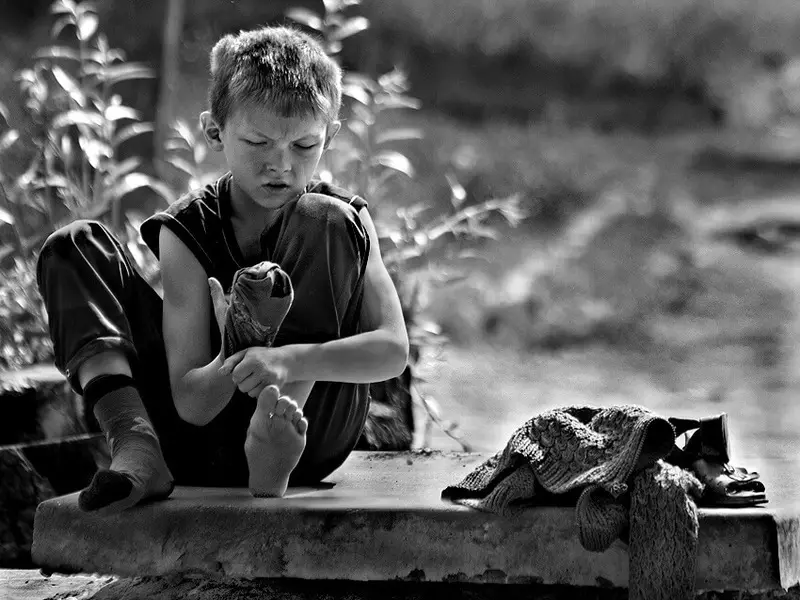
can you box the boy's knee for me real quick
[292,193,367,252]
[295,193,359,232]
[37,220,115,288]
[40,219,109,257]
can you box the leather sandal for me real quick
[665,413,767,507]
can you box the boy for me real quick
[35,26,409,514]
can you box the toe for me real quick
[296,417,309,434]
[257,385,280,410]
[290,407,304,425]
[275,395,297,418]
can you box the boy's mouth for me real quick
[262,182,290,189]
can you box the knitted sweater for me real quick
[442,405,703,600]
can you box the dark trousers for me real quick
[35,195,371,486]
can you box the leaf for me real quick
[0,245,15,264]
[166,156,196,177]
[51,109,105,130]
[84,63,155,86]
[467,224,498,239]
[193,143,207,165]
[0,208,14,225]
[375,128,424,145]
[454,249,489,261]
[445,172,467,208]
[325,40,343,55]
[78,137,111,169]
[0,101,8,124]
[106,173,173,204]
[51,66,86,106]
[104,157,142,186]
[171,119,197,147]
[51,15,76,40]
[345,119,369,142]
[343,73,377,92]
[351,103,376,127]
[14,69,36,86]
[76,11,99,41]
[329,17,370,41]
[50,0,77,15]
[32,175,84,201]
[373,150,414,178]
[322,0,342,13]
[375,94,422,111]
[112,122,154,147]
[58,133,75,169]
[105,105,139,121]
[0,130,19,154]
[367,167,400,199]
[285,8,323,31]
[164,138,188,152]
[342,83,371,106]
[34,46,82,61]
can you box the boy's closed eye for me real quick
[241,138,319,150]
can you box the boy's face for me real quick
[201,103,339,210]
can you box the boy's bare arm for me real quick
[160,227,238,426]
[292,207,409,381]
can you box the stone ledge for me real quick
[31,452,800,593]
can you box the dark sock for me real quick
[79,374,173,514]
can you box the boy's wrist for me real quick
[286,343,316,383]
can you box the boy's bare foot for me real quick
[245,385,308,497]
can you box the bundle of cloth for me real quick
[441,405,766,600]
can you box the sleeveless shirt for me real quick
[138,172,371,485]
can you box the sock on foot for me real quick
[79,374,174,514]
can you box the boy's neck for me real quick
[228,176,284,227]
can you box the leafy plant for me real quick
[0,0,175,367]
[0,256,53,370]
[3,0,171,251]
[288,0,527,450]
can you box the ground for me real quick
[416,193,800,473]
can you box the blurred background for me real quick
[3,0,800,561]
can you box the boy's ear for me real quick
[200,111,224,151]
[323,120,341,149]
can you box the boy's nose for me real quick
[265,147,291,173]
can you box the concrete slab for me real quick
[30,452,800,592]
[0,569,116,600]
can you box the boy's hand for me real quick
[219,346,297,398]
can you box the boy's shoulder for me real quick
[139,173,231,262]
[164,173,230,218]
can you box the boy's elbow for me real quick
[174,394,211,427]
[390,335,410,377]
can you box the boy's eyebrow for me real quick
[240,132,323,142]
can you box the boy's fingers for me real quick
[220,350,246,375]
[230,359,253,383]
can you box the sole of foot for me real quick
[245,385,308,498]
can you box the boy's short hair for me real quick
[208,26,342,128]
